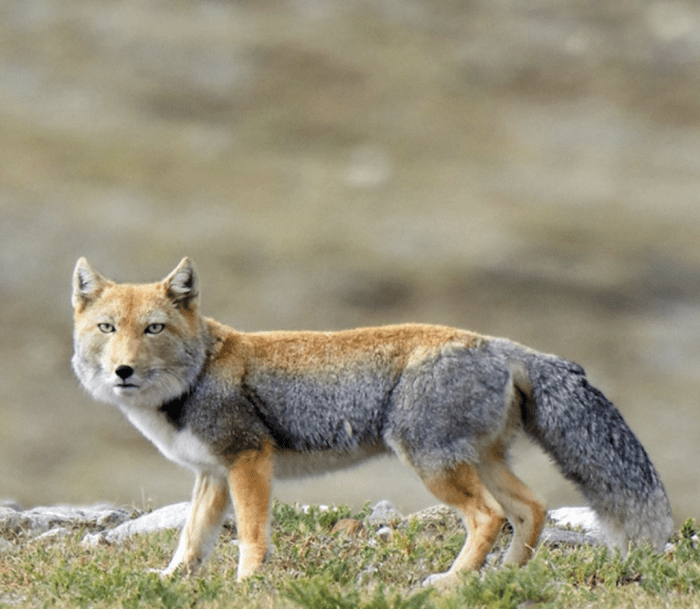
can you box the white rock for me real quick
[368,500,402,525]
[301,504,329,514]
[88,502,192,545]
[548,507,603,536]
[35,527,71,542]
[0,504,133,537]
[376,526,393,543]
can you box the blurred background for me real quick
[1,0,698,526]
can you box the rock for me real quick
[35,527,71,543]
[83,501,236,547]
[368,500,402,526]
[375,526,393,543]
[548,507,603,538]
[0,500,21,511]
[301,504,329,513]
[409,505,462,531]
[84,502,192,546]
[541,527,601,547]
[330,518,363,536]
[0,504,135,537]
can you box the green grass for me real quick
[1,503,698,609]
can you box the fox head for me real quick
[71,258,208,409]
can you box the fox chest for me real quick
[119,405,225,475]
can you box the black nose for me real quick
[115,365,134,380]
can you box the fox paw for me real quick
[151,564,190,578]
[422,571,458,589]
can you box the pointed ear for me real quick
[72,258,109,311]
[164,257,200,309]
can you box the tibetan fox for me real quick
[71,258,673,587]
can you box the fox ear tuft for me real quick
[164,257,200,309]
[72,258,109,310]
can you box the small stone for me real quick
[376,526,393,543]
[409,505,462,531]
[541,527,600,547]
[368,500,402,526]
[548,507,603,537]
[330,518,363,536]
[82,532,107,548]
[90,502,192,545]
[35,527,71,542]
[95,508,133,528]
[0,500,21,511]
[301,504,329,514]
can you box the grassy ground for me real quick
[1,502,698,609]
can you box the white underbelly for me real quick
[273,444,390,479]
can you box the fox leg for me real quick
[420,463,506,587]
[228,443,274,581]
[163,472,231,576]
[478,455,547,567]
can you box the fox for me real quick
[71,257,673,587]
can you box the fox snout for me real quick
[112,365,140,391]
[115,365,135,381]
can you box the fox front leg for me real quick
[227,444,274,581]
[162,472,231,577]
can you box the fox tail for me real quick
[513,347,673,552]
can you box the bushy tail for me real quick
[519,351,673,552]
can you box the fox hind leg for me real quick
[478,446,547,567]
[419,463,507,587]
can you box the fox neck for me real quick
[158,390,190,430]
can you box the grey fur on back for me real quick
[519,349,673,551]
[384,341,516,472]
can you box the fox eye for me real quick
[98,322,115,333]
[145,323,165,335]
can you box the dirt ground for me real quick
[1,0,699,524]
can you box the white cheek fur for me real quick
[72,349,222,475]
